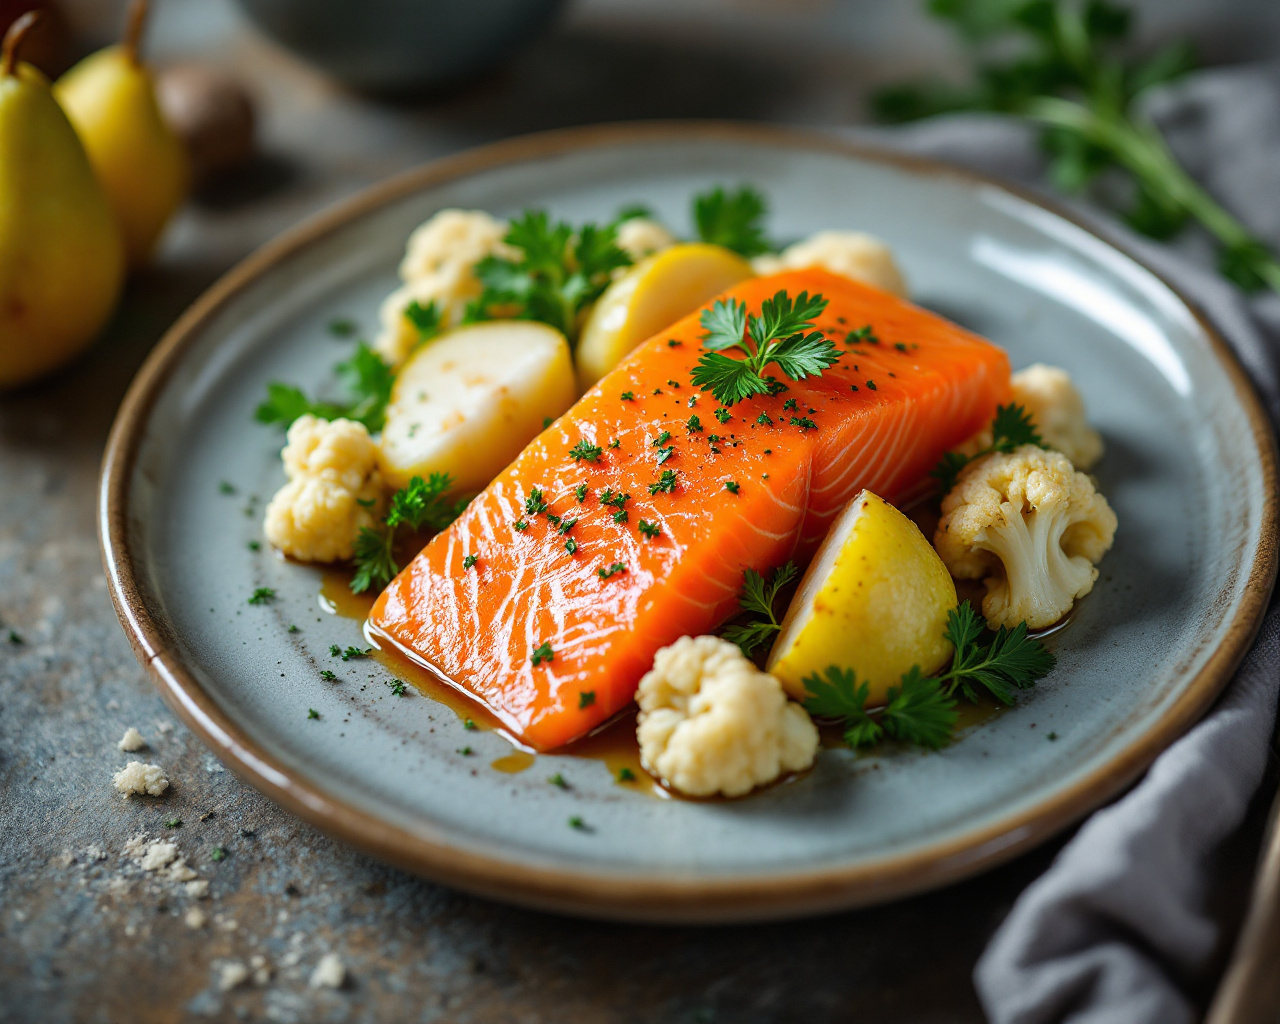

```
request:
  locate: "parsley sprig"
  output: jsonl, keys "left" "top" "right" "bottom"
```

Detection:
{"left": 692, "top": 186, "right": 772, "bottom": 257}
{"left": 351, "top": 474, "right": 467, "bottom": 593}
{"left": 466, "top": 211, "right": 631, "bottom": 342}
{"left": 721, "top": 561, "right": 799, "bottom": 657}
{"left": 932, "top": 403, "right": 1042, "bottom": 494}
{"left": 876, "top": 0, "right": 1280, "bottom": 295}
{"left": 691, "top": 290, "right": 840, "bottom": 407}
{"left": 802, "top": 602, "right": 1055, "bottom": 750}
{"left": 256, "top": 342, "right": 395, "bottom": 433}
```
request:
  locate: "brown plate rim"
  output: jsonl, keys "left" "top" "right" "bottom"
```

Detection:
{"left": 98, "top": 120, "right": 1280, "bottom": 923}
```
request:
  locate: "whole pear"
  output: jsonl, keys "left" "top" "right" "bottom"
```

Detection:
{"left": 54, "top": 0, "right": 188, "bottom": 267}
{"left": 0, "top": 13, "right": 125, "bottom": 389}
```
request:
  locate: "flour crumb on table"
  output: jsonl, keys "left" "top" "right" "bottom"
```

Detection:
{"left": 112, "top": 761, "right": 169, "bottom": 798}
{"left": 116, "top": 727, "right": 146, "bottom": 751}
{"left": 185, "top": 907, "right": 206, "bottom": 929}
{"left": 309, "top": 952, "right": 346, "bottom": 989}
{"left": 217, "top": 961, "right": 250, "bottom": 992}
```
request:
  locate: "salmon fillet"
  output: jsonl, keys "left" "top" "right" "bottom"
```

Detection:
{"left": 369, "top": 269, "right": 1010, "bottom": 751}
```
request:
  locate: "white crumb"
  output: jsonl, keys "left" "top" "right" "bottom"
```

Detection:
{"left": 250, "top": 954, "right": 272, "bottom": 986}
{"left": 139, "top": 841, "right": 178, "bottom": 872}
{"left": 83, "top": 845, "right": 107, "bottom": 863}
{"left": 185, "top": 907, "right": 207, "bottom": 929}
{"left": 309, "top": 953, "right": 345, "bottom": 989}
{"left": 218, "top": 961, "right": 250, "bottom": 992}
{"left": 185, "top": 879, "right": 210, "bottom": 899}
{"left": 123, "top": 833, "right": 149, "bottom": 857}
{"left": 155, "top": 720, "right": 174, "bottom": 734}
{"left": 117, "top": 727, "right": 146, "bottom": 752}
{"left": 113, "top": 761, "right": 169, "bottom": 798}
{"left": 166, "top": 858, "right": 197, "bottom": 883}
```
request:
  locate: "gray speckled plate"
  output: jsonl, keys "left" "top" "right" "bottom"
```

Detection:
{"left": 100, "top": 123, "right": 1277, "bottom": 922}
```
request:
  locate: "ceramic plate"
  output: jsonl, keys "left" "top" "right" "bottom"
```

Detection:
{"left": 101, "top": 123, "right": 1278, "bottom": 922}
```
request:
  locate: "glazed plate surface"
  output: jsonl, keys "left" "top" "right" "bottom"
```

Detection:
{"left": 101, "top": 124, "right": 1277, "bottom": 922}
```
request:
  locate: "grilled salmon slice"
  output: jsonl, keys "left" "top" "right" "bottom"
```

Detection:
{"left": 369, "top": 269, "right": 1010, "bottom": 751}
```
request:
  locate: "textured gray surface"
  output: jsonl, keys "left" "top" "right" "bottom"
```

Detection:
{"left": 0, "top": 1, "right": 1274, "bottom": 1020}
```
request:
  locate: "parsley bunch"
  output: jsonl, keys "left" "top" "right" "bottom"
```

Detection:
{"left": 466, "top": 211, "right": 631, "bottom": 342}
{"left": 876, "top": 0, "right": 1280, "bottom": 294}
{"left": 351, "top": 474, "right": 468, "bottom": 594}
{"left": 802, "top": 601, "right": 1055, "bottom": 750}
{"left": 256, "top": 342, "right": 395, "bottom": 433}
{"left": 932, "top": 403, "right": 1042, "bottom": 494}
{"left": 721, "top": 561, "right": 800, "bottom": 657}
{"left": 692, "top": 290, "right": 841, "bottom": 406}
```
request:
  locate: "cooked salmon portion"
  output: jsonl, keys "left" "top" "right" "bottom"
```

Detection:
{"left": 369, "top": 269, "right": 1010, "bottom": 751}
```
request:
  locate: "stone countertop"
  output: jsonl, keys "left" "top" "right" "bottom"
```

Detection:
{"left": 1, "top": 2, "right": 1274, "bottom": 1021}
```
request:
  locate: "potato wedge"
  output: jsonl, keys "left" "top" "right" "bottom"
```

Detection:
{"left": 576, "top": 243, "right": 753, "bottom": 389}
{"left": 767, "top": 490, "right": 957, "bottom": 707}
{"left": 378, "top": 321, "right": 575, "bottom": 493}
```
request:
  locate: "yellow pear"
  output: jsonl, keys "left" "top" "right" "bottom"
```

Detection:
{"left": 0, "top": 13, "right": 125, "bottom": 389}
{"left": 54, "top": 0, "right": 188, "bottom": 266}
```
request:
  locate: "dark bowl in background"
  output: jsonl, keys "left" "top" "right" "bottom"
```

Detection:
{"left": 233, "top": 0, "right": 566, "bottom": 95}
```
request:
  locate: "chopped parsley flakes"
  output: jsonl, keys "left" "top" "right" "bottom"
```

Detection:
{"left": 531, "top": 641, "right": 554, "bottom": 666}
{"left": 463, "top": 554, "right": 478, "bottom": 569}
{"left": 638, "top": 520, "right": 661, "bottom": 539}
{"left": 649, "top": 470, "right": 677, "bottom": 495}
{"left": 569, "top": 440, "right": 603, "bottom": 462}
{"left": 578, "top": 691, "right": 596, "bottom": 709}
{"left": 725, "top": 480, "right": 740, "bottom": 494}
{"left": 247, "top": 587, "right": 275, "bottom": 605}
{"left": 598, "top": 562, "right": 626, "bottom": 580}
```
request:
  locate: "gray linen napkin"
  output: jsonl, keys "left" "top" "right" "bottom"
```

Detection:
{"left": 857, "top": 61, "right": 1280, "bottom": 1024}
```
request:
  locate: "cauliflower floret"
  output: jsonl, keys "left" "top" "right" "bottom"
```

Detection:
{"left": 750, "top": 230, "right": 907, "bottom": 297}
{"left": 636, "top": 635, "right": 819, "bottom": 798}
{"left": 614, "top": 217, "right": 677, "bottom": 261}
{"left": 934, "top": 445, "right": 1118, "bottom": 630}
{"left": 263, "top": 415, "right": 388, "bottom": 563}
{"left": 373, "top": 209, "right": 519, "bottom": 366}
{"left": 1011, "top": 364, "right": 1104, "bottom": 470}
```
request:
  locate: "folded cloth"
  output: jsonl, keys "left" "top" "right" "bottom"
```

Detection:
{"left": 853, "top": 60, "right": 1280, "bottom": 1024}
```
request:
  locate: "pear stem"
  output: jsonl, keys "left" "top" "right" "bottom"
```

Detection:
{"left": 2, "top": 10, "right": 41, "bottom": 77}
{"left": 123, "top": 0, "right": 150, "bottom": 65}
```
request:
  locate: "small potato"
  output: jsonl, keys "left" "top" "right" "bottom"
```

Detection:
{"left": 378, "top": 321, "right": 576, "bottom": 494}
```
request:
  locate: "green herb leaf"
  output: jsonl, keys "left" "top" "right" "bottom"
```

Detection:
{"left": 721, "top": 561, "right": 798, "bottom": 656}
{"left": 932, "top": 403, "right": 1043, "bottom": 493}
{"left": 531, "top": 641, "right": 554, "bottom": 666}
{"left": 692, "top": 185, "right": 771, "bottom": 257}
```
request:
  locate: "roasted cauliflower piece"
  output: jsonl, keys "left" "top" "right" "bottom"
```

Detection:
{"left": 934, "top": 446, "right": 1117, "bottom": 630}
{"left": 264, "top": 415, "right": 388, "bottom": 563}
{"left": 1011, "top": 363, "right": 1104, "bottom": 470}
{"left": 751, "top": 230, "right": 907, "bottom": 297}
{"left": 636, "top": 635, "right": 818, "bottom": 798}
{"left": 614, "top": 217, "right": 677, "bottom": 261}
{"left": 373, "top": 209, "right": 519, "bottom": 366}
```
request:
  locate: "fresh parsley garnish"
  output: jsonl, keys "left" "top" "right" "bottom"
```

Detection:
{"left": 247, "top": 587, "right": 275, "bottom": 605}
{"left": 351, "top": 473, "right": 466, "bottom": 594}
{"left": 714, "top": 407, "right": 732, "bottom": 424}
{"left": 651, "top": 431, "right": 671, "bottom": 447}
{"left": 692, "top": 185, "right": 772, "bottom": 257}
{"left": 575, "top": 484, "right": 588, "bottom": 503}
{"left": 790, "top": 416, "right": 816, "bottom": 430}
{"left": 721, "top": 562, "right": 799, "bottom": 657}
{"left": 932, "top": 403, "right": 1043, "bottom": 494}
{"left": 531, "top": 641, "right": 554, "bottom": 666}
{"left": 655, "top": 446, "right": 674, "bottom": 464}
{"left": 648, "top": 470, "right": 677, "bottom": 495}
{"left": 463, "top": 554, "right": 478, "bottom": 569}
{"left": 724, "top": 480, "right": 740, "bottom": 494}
{"left": 403, "top": 299, "right": 441, "bottom": 350}
{"left": 320, "top": 670, "right": 337, "bottom": 681}
{"left": 802, "top": 602, "right": 1055, "bottom": 750}
{"left": 467, "top": 211, "right": 631, "bottom": 341}
{"left": 846, "top": 325, "right": 877, "bottom": 346}
{"left": 598, "top": 562, "right": 626, "bottom": 580}
{"left": 617, "top": 767, "right": 637, "bottom": 782}
{"left": 386, "top": 678, "right": 408, "bottom": 697}
{"left": 569, "top": 440, "right": 603, "bottom": 462}
{"left": 687, "top": 414, "right": 703, "bottom": 433}
{"left": 525, "top": 488, "right": 548, "bottom": 516}
{"left": 339, "top": 646, "right": 371, "bottom": 661}
{"left": 565, "top": 538, "right": 578, "bottom": 554}
{"left": 307, "top": 708, "right": 320, "bottom": 720}
{"left": 514, "top": 519, "right": 529, "bottom": 532}
{"left": 620, "top": 391, "right": 635, "bottom": 401}
{"left": 638, "top": 519, "right": 660, "bottom": 539}
{"left": 691, "top": 290, "right": 840, "bottom": 407}
{"left": 255, "top": 342, "right": 395, "bottom": 433}
{"left": 578, "top": 691, "right": 596, "bottom": 709}
{"left": 548, "top": 772, "right": 569, "bottom": 788}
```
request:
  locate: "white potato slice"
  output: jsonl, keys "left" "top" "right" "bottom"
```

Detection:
{"left": 378, "top": 321, "right": 576, "bottom": 493}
